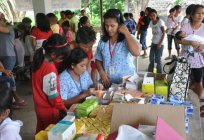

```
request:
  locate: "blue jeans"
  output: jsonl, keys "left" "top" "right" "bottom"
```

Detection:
{"left": 140, "top": 31, "right": 147, "bottom": 50}
{"left": 0, "top": 56, "right": 16, "bottom": 70}
{"left": 0, "top": 76, "right": 16, "bottom": 91}
{"left": 167, "top": 35, "right": 180, "bottom": 50}
{"left": 148, "top": 44, "right": 164, "bottom": 73}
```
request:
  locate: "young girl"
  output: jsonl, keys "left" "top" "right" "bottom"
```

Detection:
{"left": 78, "top": 16, "right": 91, "bottom": 29}
{"left": 166, "top": 8, "right": 177, "bottom": 35}
{"left": 165, "top": 8, "right": 178, "bottom": 60}
{"left": 148, "top": 9, "right": 165, "bottom": 73}
{"left": 32, "top": 34, "right": 69, "bottom": 133}
{"left": 166, "top": 6, "right": 182, "bottom": 59}
{"left": 95, "top": 9, "right": 141, "bottom": 88}
{"left": 62, "top": 21, "right": 73, "bottom": 43}
{"left": 59, "top": 48, "right": 103, "bottom": 108}
{"left": 0, "top": 88, "right": 23, "bottom": 140}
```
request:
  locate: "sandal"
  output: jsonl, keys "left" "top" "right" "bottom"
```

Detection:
{"left": 13, "top": 99, "right": 27, "bottom": 106}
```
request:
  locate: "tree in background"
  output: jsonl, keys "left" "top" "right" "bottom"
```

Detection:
{"left": 81, "top": 0, "right": 125, "bottom": 26}
{"left": 0, "top": 0, "right": 26, "bottom": 23}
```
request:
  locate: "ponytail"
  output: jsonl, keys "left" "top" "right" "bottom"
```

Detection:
{"left": 32, "top": 47, "right": 45, "bottom": 72}
{"left": 32, "top": 34, "right": 70, "bottom": 72}
{"left": 78, "top": 16, "right": 89, "bottom": 29}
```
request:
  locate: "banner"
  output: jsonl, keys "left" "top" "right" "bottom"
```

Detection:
{"left": 51, "top": 0, "right": 81, "bottom": 10}
{"left": 15, "top": 0, "right": 33, "bottom": 11}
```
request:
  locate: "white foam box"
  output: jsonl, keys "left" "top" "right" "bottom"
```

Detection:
{"left": 63, "top": 115, "right": 75, "bottom": 122}
{"left": 48, "top": 120, "right": 76, "bottom": 140}
{"left": 142, "top": 73, "right": 155, "bottom": 93}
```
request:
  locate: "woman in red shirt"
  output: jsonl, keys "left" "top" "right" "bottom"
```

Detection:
{"left": 32, "top": 34, "right": 69, "bottom": 133}
{"left": 31, "top": 13, "right": 53, "bottom": 50}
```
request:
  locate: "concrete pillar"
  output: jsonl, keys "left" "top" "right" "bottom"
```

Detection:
{"left": 32, "top": 0, "right": 52, "bottom": 16}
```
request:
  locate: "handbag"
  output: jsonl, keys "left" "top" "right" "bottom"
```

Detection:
{"left": 163, "top": 56, "right": 191, "bottom": 101}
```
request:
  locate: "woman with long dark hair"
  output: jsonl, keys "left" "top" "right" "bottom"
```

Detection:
{"left": 95, "top": 9, "right": 141, "bottom": 87}
{"left": 59, "top": 48, "right": 103, "bottom": 108}
{"left": 176, "top": 5, "right": 204, "bottom": 116}
{"left": 31, "top": 13, "right": 53, "bottom": 50}
{"left": 148, "top": 9, "right": 165, "bottom": 73}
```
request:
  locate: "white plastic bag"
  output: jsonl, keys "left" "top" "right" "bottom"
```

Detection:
{"left": 116, "top": 125, "right": 153, "bottom": 140}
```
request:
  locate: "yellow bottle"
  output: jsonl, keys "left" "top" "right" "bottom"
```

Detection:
{"left": 153, "top": 63, "right": 157, "bottom": 73}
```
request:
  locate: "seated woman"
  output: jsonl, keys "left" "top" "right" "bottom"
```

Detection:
{"left": 59, "top": 48, "right": 103, "bottom": 108}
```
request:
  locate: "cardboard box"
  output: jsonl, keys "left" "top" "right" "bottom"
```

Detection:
{"left": 110, "top": 104, "right": 186, "bottom": 139}
{"left": 142, "top": 73, "right": 155, "bottom": 93}
{"left": 142, "top": 73, "right": 168, "bottom": 95}
{"left": 48, "top": 121, "right": 76, "bottom": 140}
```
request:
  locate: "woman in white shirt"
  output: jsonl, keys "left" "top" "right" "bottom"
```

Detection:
{"left": 148, "top": 9, "right": 165, "bottom": 73}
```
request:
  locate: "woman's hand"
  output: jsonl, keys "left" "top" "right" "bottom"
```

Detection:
{"left": 118, "top": 24, "right": 129, "bottom": 35}
{"left": 88, "top": 88, "right": 96, "bottom": 95}
{"left": 191, "top": 41, "right": 200, "bottom": 49}
{"left": 96, "top": 83, "right": 104, "bottom": 90}
{"left": 83, "top": 88, "right": 95, "bottom": 97}
{"left": 157, "top": 44, "right": 162, "bottom": 50}
{"left": 194, "top": 44, "right": 204, "bottom": 52}
{"left": 99, "top": 70, "right": 110, "bottom": 88}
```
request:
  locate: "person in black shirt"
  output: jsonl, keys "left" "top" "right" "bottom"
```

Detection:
{"left": 140, "top": 7, "right": 151, "bottom": 58}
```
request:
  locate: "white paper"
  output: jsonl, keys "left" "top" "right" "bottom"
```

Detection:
{"left": 116, "top": 125, "right": 153, "bottom": 140}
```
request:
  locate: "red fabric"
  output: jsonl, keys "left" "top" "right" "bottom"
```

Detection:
{"left": 31, "top": 27, "right": 53, "bottom": 40}
{"left": 86, "top": 49, "right": 93, "bottom": 62}
{"left": 138, "top": 17, "right": 144, "bottom": 25}
{"left": 91, "top": 61, "right": 96, "bottom": 71}
{"left": 59, "top": 26, "right": 63, "bottom": 35}
{"left": 32, "top": 61, "right": 66, "bottom": 133}
{"left": 86, "top": 49, "right": 96, "bottom": 71}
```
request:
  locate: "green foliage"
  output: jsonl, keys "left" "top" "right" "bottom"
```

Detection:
{"left": 55, "top": 0, "right": 125, "bottom": 27}
{"left": 84, "top": 0, "right": 125, "bottom": 26}
{"left": 175, "top": 0, "right": 184, "bottom": 4}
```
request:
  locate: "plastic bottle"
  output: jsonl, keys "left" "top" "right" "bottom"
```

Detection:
{"left": 153, "top": 63, "right": 157, "bottom": 73}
